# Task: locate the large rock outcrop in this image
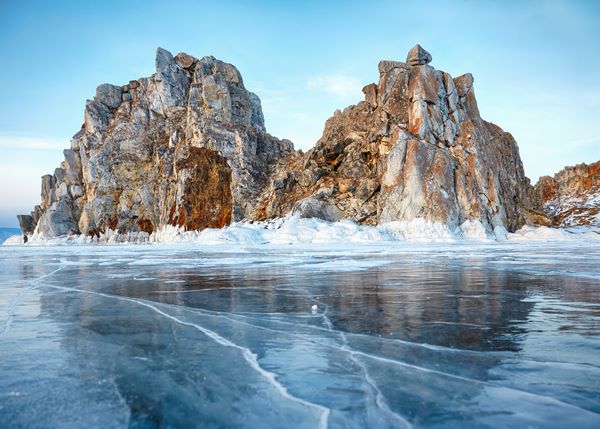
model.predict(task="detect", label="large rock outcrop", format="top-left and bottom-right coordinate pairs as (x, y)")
top-left (19, 45), bottom-right (542, 239)
top-left (18, 48), bottom-right (292, 238)
top-left (533, 161), bottom-right (600, 227)
top-left (253, 45), bottom-right (535, 233)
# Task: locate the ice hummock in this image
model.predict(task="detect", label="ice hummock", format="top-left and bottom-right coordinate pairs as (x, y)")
top-left (4, 216), bottom-right (599, 246)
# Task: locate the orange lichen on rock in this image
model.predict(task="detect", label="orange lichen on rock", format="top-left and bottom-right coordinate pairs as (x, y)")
top-left (171, 148), bottom-right (232, 230)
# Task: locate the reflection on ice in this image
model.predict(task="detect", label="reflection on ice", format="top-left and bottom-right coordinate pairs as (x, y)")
top-left (1, 240), bottom-right (599, 428)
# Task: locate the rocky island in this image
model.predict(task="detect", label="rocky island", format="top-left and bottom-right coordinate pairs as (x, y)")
top-left (16, 45), bottom-right (598, 240)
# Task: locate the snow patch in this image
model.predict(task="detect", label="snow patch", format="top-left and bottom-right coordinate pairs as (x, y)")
top-left (2, 235), bottom-right (24, 246)
top-left (507, 225), bottom-right (600, 242)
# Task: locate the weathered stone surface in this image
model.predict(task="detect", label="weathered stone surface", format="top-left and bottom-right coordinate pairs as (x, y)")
top-left (362, 83), bottom-right (378, 107)
top-left (533, 161), bottom-right (600, 226)
top-left (406, 44), bottom-right (432, 66)
top-left (19, 45), bottom-right (557, 238)
top-left (169, 147), bottom-right (233, 230)
top-left (254, 45), bottom-right (536, 233)
top-left (292, 197), bottom-right (343, 222)
top-left (19, 47), bottom-right (293, 238)
top-left (174, 52), bottom-right (196, 69)
top-left (95, 84), bottom-right (122, 109)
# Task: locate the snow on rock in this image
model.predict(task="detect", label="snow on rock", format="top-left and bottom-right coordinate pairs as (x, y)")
top-left (534, 161), bottom-right (600, 227)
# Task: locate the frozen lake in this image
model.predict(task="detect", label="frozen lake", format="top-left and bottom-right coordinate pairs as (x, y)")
top-left (1, 239), bottom-right (599, 428)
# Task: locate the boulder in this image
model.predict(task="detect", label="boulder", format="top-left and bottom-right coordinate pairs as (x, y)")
top-left (292, 197), bottom-right (343, 222)
top-left (95, 84), bottom-right (122, 109)
top-left (406, 44), bottom-right (432, 66)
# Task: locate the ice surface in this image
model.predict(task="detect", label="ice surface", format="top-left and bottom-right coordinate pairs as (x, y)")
top-left (1, 236), bottom-right (599, 428)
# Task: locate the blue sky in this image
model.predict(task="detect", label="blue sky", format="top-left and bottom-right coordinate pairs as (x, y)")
top-left (0, 0), bottom-right (599, 227)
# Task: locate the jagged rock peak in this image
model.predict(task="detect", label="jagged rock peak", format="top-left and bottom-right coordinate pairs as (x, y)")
top-left (17, 45), bottom-right (557, 241)
top-left (253, 45), bottom-right (537, 234)
top-left (17, 47), bottom-right (293, 239)
top-left (406, 44), bottom-right (432, 66)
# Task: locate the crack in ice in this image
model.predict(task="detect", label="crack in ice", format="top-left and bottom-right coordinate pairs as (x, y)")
top-left (164, 300), bottom-right (600, 418)
top-left (36, 284), bottom-right (600, 421)
top-left (321, 305), bottom-right (412, 428)
top-left (41, 284), bottom-right (330, 428)
top-left (0, 267), bottom-right (62, 337)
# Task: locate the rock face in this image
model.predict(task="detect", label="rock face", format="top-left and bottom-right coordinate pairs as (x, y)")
top-left (18, 48), bottom-right (292, 237)
top-left (533, 161), bottom-right (600, 227)
top-left (20, 45), bottom-right (540, 238)
top-left (253, 45), bottom-right (535, 233)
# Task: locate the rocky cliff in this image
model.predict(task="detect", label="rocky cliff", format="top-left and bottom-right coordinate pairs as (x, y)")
top-left (19, 45), bottom-right (540, 239)
top-left (253, 45), bottom-right (536, 233)
top-left (533, 161), bottom-right (600, 227)
top-left (18, 48), bottom-right (292, 238)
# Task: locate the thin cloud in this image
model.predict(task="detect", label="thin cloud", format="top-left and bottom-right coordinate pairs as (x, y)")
top-left (306, 74), bottom-right (362, 99)
top-left (0, 135), bottom-right (66, 150)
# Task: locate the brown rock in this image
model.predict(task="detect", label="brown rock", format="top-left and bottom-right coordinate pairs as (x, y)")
top-left (362, 83), bottom-right (378, 107)
top-left (533, 161), bottom-right (600, 226)
top-left (170, 148), bottom-right (232, 230)
top-left (174, 52), bottom-right (196, 69)
top-left (255, 45), bottom-right (535, 232)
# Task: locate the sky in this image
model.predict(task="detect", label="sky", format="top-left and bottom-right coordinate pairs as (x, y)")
top-left (0, 0), bottom-right (599, 227)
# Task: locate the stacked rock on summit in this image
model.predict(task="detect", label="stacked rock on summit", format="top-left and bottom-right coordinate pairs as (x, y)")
top-left (19, 45), bottom-right (547, 239)
top-left (406, 44), bottom-right (432, 65)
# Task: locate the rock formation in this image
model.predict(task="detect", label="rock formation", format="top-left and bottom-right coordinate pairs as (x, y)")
top-left (253, 45), bottom-right (535, 233)
top-left (18, 48), bottom-right (292, 238)
top-left (19, 45), bottom-right (544, 239)
top-left (533, 161), bottom-right (600, 227)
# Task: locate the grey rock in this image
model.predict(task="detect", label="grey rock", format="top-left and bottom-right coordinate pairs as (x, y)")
top-left (378, 60), bottom-right (409, 74)
top-left (406, 44), bottom-right (432, 66)
top-left (248, 92), bottom-right (266, 131)
top-left (20, 47), bottom-right (293, 237)
top-left (95, 84), bottom-right (122, 109)
top-left (292, 197), bottom-right (343, 222)
top-left (36, 199), bottom-right (79, 237)
top-left (154, 47), bottom-right (191, 110)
